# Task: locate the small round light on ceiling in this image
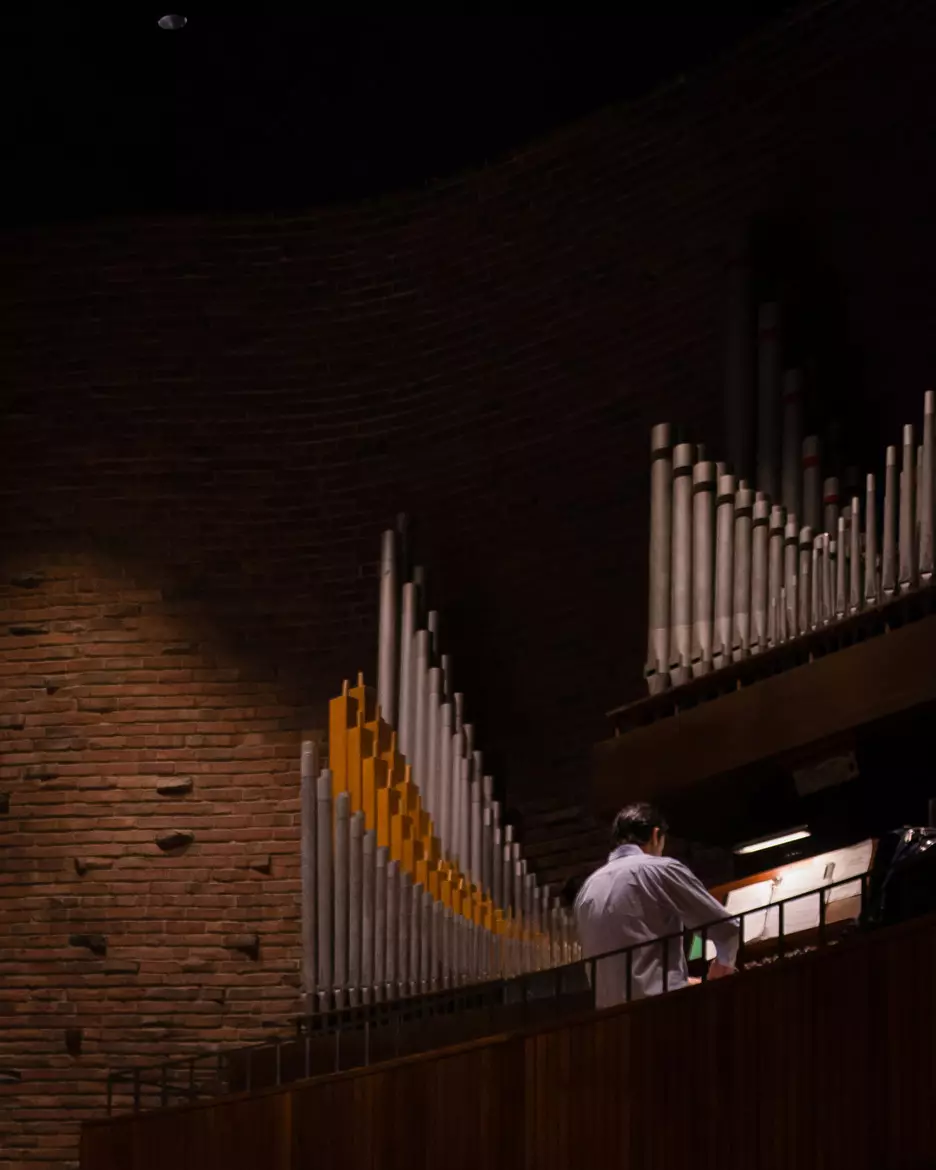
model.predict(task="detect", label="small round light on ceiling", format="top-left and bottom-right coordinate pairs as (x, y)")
top-left (157, 14), bottom-right (187, 31)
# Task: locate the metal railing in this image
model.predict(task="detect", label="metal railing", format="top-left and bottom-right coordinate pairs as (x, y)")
top-left (106, 870), bottom-right (869, 1116)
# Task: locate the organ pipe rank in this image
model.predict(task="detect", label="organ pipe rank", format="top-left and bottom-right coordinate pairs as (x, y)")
top-left (645, 377), bottom-right (934, 694)
top-left (300, 524), bottom-right (580, 1012)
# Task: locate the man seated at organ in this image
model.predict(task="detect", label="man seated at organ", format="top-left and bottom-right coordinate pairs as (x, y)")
top-left (574, 802), bottom-right (739, 1007)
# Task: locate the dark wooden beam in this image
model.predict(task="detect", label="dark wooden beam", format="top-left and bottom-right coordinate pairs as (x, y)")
top-left (592, 613), bottom-right (936, 818)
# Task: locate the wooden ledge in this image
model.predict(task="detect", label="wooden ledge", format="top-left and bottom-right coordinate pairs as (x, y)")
top-left (593, 610), bottom-right (936, 817)
top-left (608, 586), bottom-right (936, 734)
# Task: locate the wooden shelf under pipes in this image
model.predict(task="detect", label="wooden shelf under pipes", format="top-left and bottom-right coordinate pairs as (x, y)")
top-left (592, 587), bottom-right (936, 818)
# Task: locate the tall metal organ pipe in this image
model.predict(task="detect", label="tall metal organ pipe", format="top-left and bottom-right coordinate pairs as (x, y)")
top-left (751, 495), bottom-right (770, 653)
top-left (647, 424), bottom-right (673, 688)
top-left (377, 529), bottom-right (399, 726)
top-left (921, 391), bottom-right (935, 582)
top-left (756, 302), bottom-right (781, 501)
top-left (865, 474), bottom-right (879, 606)
top-left (802, 436), bottom-right (821, 533)
top-left (883, 446), bottom-right (898, 598)
top-left (732, 486), bottom-right (754, 660)
top-left (767, 505), bottom-right (785, 647)
top-left (397, 584), bottom-right (417, 759)
top-left (780, 369), bottom-right (803, 520)
top-left (899, 425), bottom-right (917, 593)
top-left (300, 740), bottom-right (318, 1005)
top-left (713, 473), bottom-right (736, 668)
top-left (669, 441), bottom-right (694, 686)
top-left (690, 460), bottom-right (715, 677)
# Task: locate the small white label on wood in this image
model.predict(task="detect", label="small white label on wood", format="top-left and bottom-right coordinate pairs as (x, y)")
top-left (793, 751), bottom-right (859, 797)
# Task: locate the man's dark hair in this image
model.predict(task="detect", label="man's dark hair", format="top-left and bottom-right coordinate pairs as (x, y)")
top-left (612, 802), bottom-right (669, 846)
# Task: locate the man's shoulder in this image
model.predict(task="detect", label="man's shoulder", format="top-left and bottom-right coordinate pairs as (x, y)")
top-left (579, 852), bottom-right (690, 892)
top-left (576, 855), bottom-right (636, 899)
top-left (643, 855), bottom-right (694, 881)
top-left (586, 852), bottom-right (681, 885)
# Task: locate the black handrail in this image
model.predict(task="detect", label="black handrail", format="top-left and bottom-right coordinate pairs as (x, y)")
top-left (105, 870), bottom-right (868, 1115)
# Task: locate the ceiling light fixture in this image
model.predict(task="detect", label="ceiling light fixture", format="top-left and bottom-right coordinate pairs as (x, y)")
top-left (157, 14), bottom-right (187, 31)
top-left (733, 827), bottom-right (811, 856)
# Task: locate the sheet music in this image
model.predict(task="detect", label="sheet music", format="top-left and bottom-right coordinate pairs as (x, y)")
top-left (725, 881), bottom-right (774, 943)
top-left (765, 886), bottom-right (823, 937)
top-left (823, 840), bottom-right (874, 903)
top-left (742, 840), bottom-right (873, 941)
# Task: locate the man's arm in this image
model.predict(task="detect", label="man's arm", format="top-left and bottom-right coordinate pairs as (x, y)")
top-left (656, 860), bottom-right (740, 969)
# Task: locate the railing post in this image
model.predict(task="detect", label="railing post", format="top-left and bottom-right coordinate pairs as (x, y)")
top-left (700, 929), bottom-right (709, 982)
top-left (777, 900), bottom-right (786, 961)
top-left (818, 887), bottom-right (827, 945)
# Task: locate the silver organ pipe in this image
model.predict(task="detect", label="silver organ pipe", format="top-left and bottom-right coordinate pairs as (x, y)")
top-left (639, 391), bottom-right (934, 695)
top-left (377, 529), bottom-right (399, 726)
top-left (691, 460), bottom-right (715, 677)
top-left (751, 495), bottom-right (770, 653)
top-left (647, 423), bottom-right (673, 691)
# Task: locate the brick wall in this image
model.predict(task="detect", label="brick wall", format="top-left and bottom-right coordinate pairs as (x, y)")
top-left (2, 1), bottom-right (936, 1163)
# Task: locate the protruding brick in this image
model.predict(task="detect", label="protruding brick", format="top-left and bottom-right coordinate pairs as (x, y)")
top-left (0, 1069), bottom-right (22, 1084)
top-left (74, 857), bottom-right (114, 876)
top-left (156, 777), bottom-right (193, 796)
top-left (69, 933), bottom-right (107, 956)
top-left (0, 714), bottom-right (26, 731)
top-left (155, 829), bottom-right (195, 852)
top-left (182, 957), bottom-right (216, 974)
top-left (103, 959), bottom-right (140, 976)
top-left (225, 934), bottom-right (260, 960)
top-left (10, 571), bottom-right (43, 589)
top-left (103, 603), bottom-right (142, 619)
top-left (9, 623), bottom-right (49, 636)
top-left (24, 766), bottom-right (58, 783)
top-left (248, 855), bottom-right (272, 874)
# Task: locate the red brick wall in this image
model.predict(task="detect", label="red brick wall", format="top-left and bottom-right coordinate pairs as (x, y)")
top-left (2, 1), bottom-right (936, 1163)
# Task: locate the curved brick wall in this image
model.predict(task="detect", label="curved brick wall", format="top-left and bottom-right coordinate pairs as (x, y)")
top-left (2, 1), bottom-right (936, 1162)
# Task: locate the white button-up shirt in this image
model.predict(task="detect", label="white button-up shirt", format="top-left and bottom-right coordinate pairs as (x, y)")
top-left (574, 844), bottom-right (739, 1007)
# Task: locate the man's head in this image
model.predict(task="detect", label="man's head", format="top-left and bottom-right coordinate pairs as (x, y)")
top-left (612, 802), bottom-right (668, 857)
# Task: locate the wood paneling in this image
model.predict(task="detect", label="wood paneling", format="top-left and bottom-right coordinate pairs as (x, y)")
top-left (82, 913), bottom-right (936, 1170)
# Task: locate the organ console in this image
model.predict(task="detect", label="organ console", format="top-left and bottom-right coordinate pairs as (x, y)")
top-left (689, 838), bottom-right (877, 969)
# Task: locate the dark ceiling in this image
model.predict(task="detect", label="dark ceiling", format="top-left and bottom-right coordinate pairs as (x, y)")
top-left (4, 6), bottom-right (795, 221)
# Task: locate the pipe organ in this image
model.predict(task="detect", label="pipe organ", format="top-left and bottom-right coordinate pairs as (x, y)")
top-left (301, 526), bottom-right (581, 1011)
top-left (644, 370), bottom-right (935, 693)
